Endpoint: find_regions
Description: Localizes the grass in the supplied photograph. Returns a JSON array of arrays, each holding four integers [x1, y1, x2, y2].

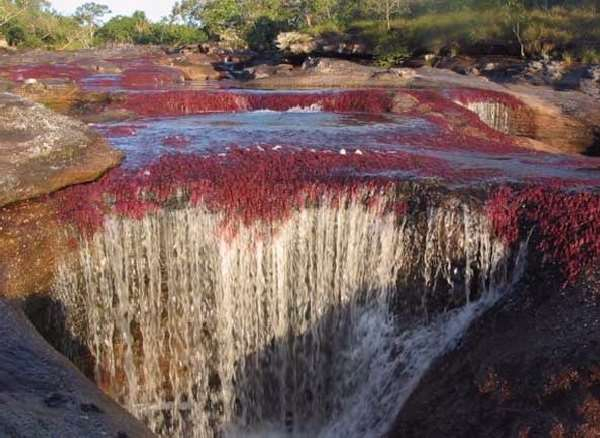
[[317, 7, 600, 64]]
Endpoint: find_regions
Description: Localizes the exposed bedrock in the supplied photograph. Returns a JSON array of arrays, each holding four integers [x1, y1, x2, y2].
[[245, 59, 600, 155], [0, 298, 153, 437], [388, 269, 600, 438], [0, 92, 122, 207]]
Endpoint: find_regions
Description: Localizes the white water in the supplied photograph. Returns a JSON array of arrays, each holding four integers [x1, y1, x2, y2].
[[458, 101, 513, 134], [53, 191, 525, 437]]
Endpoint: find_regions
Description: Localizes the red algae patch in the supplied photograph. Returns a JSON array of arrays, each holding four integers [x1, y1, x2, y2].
[[121, 66, 185, 89], [116, 89, 395, 117], [487, 186, 600, 283], [0, 63, 91, 82], [51, 148, 456, 236]]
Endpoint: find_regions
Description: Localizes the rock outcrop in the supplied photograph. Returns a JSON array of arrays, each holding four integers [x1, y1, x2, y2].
[[389, 269, 600, 438], [0, 298, 152, 437], [245, 58, 600, 155], [0, 93, 122, 208]]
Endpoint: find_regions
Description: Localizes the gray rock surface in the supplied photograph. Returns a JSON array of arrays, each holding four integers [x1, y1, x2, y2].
[[0, 299, 153, 437], [0, 93, 122, 207]]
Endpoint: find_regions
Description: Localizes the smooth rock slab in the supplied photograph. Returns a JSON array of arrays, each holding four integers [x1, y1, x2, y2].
[[0, 93, 122, 207], [0, 298, 152, 437]]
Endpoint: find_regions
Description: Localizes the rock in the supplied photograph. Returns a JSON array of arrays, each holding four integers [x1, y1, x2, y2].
[[276, 32, 371, 57], [164, 53, 225, 80], [246, 60, 600, 154], [0, 299, 152, 436], [0, 93, 122, 207], [246, 63, 294, 79], [389, 270, 600, 438], [13, 79, 84, 113], [176, 63, 223, 81]]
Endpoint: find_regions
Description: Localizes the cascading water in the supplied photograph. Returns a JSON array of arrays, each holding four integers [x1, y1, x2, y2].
[[49, 189, 527, 438], [460, 101, 513, 134]]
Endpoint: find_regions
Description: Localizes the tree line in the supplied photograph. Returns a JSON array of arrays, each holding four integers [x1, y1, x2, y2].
[[1, 0, 599, 53]]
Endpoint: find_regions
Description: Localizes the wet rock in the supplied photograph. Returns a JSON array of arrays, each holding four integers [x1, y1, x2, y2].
[[246, 63, 294, 79], [80, 402, 104, 414], [44, 392, 71, 408], [0, 93, 122, 207], [160, 52, 224, 81], [0, 299, 152, 437], [246, 59, 600, 154], [389, 270, 600, 438]]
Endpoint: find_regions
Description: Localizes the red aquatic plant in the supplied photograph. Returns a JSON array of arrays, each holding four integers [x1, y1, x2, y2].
[[487, 185, 600, 283], [121, 66, 185, 89], [117, 90, 395, 117], [53, 147, 474, 237], [1, 63, 91, 82], [445, 88, 525, 110]]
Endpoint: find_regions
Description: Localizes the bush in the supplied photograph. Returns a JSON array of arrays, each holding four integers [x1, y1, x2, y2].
[[276, 31, 317, 54], [97, 14, 207, 46], [373, 31, 411, 67], [245, 16, 287, 51]]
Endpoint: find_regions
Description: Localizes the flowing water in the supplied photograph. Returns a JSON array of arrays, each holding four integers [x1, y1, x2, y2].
[[97, 110, 600, 183], [51, 191, 527, 437]]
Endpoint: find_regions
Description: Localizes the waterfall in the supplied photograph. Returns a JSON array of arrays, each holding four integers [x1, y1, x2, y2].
[[51, 191, 526, 437], [459, 101, 513, 134]]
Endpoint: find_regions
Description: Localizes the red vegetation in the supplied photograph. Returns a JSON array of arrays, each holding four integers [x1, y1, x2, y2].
[[487, 186, 600, 283], [52, 147, 478, 236], [117, 90, 395, 116], [404, 89, 527, 150], [121, 66, 185, 89], [0, 63, 90, 82]]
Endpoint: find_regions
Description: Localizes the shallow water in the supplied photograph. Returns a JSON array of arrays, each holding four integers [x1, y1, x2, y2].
[[96, 110, 600, 186]]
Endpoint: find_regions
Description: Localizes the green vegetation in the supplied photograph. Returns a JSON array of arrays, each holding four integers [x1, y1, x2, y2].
[[1, 0, 600, 64], [0, 0, 207, 49]]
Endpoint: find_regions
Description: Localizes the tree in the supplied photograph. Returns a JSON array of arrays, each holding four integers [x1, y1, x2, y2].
[[366, 0, 410, 31], [506, 0, 527, 58], [0, 0, 31, 27], [171, 0, 207, 26], [74, 2, 110, 46]]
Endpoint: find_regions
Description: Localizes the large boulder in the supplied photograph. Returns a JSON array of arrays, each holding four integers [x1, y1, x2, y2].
[[0, 298, 152, 437], [0, 93, 122, 207]]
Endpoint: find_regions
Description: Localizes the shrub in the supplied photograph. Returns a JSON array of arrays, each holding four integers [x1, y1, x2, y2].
[[276, 32, 317, 54], [374, 33, 411, 67], [245, 16, 287, 51]]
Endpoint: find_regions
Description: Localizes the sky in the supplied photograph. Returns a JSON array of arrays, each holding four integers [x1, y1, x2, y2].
[[50, 0, 176, 22]]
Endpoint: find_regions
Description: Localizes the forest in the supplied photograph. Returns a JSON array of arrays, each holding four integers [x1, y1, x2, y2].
[[1, 0, 600, 62]]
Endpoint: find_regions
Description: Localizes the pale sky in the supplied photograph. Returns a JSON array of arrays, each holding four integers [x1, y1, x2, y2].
[[50, 0, 176, 22]]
